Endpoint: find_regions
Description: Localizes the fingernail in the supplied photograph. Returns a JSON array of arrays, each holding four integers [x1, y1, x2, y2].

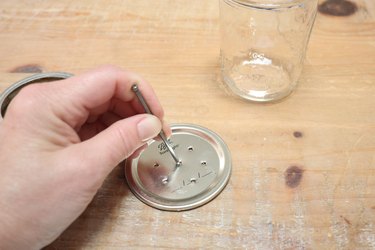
[[137, 115, 162, 142]]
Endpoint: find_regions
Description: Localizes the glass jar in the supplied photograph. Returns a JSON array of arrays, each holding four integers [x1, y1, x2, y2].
[[220, 0, 318, 102]]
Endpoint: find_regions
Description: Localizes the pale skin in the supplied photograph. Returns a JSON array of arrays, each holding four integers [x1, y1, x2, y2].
[[0, 66, 168, 249]]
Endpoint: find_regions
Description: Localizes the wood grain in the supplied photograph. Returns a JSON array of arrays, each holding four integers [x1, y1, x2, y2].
[[0, 0, 374, 249]]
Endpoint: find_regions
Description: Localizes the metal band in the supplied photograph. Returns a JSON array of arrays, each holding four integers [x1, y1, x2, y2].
[[0, 72, 73, 119]]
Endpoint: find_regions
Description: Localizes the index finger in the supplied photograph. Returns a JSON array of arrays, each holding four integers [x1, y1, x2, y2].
[[50, 65, 165, 127]]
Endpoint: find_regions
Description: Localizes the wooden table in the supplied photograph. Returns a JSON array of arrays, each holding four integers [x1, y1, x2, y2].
[[1, 0, 374, 248]]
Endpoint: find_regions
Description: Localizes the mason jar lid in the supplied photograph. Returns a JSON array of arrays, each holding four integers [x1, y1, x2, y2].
[[125, 123, 232, 211], [0, 72, 73, 119]]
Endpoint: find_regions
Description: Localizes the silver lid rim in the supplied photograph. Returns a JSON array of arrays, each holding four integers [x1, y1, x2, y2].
[[0, 72, 73, 120]]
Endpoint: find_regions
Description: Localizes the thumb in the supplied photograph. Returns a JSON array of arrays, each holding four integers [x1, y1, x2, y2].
[[69, 114, 161, 176]]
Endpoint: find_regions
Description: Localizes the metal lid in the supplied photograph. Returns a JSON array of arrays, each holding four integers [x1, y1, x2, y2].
[[125, 123, 232, 211], [0, 72, 73, 119]]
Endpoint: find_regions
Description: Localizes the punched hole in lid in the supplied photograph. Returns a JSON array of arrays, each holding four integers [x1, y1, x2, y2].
[[161, 176, 169, 184], [190, 178, 197, 184]]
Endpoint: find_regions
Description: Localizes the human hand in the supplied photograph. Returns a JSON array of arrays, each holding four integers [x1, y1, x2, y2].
[[0, 66, 166, 249]]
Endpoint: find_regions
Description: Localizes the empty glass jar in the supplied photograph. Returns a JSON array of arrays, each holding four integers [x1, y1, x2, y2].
[[220, 0, 318, 102]]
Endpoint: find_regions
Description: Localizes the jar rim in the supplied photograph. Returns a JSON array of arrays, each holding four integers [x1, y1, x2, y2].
[[224, 0, 310, 8]]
